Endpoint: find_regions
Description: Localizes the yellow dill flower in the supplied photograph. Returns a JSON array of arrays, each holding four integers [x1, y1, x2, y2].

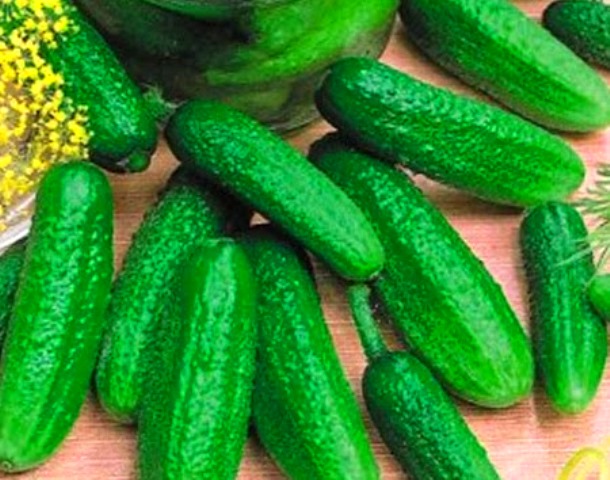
[[0, 0, 90, 232]]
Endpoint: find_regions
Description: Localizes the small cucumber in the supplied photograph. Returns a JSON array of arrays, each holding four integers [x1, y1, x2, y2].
[[399, 0, 610, 132], [521, 202, 608, 414], [316, 58, 585, 207], [0, 242, 25, 349], [311, 136, 533, 408], [166, 100, 384, 281], [348, 285, 501, 480], [242, 226, 379, 480], [544, 1, 610, 70], [138, 239, 256, 479], [0, 162, 113, 471], [95, 168, 247, 423], [588, 273, 610, 322]]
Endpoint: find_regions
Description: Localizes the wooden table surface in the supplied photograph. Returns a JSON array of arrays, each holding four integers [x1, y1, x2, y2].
[[7, 2, 610, 479]]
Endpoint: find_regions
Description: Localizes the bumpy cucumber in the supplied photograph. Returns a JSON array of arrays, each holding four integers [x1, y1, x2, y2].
[[521, 203, 608, 414], [0, 162, 113, 471], [33, 6, 158, 173], [166, 100, 384, 281], [589, 273, 610, 322], [95, 168, 246, 423], [399, 0, 610, 131], [0, 242, 25, 349], [311, 136, 533, 408], [139, 239, 256, 479], [544, 0, 610, 70], [316, 58, 585, 207], [349, 285, 501, 480], [243, 226, 379, 480]]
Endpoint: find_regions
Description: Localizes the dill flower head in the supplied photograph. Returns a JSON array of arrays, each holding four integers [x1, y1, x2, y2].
[[0, 0, 90, 232]]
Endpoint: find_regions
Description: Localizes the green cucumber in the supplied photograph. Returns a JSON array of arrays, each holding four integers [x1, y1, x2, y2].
[[399, 0, 610, 132], [138, 239, 256, 479], [74, 0, 221, 59], [243, 226, 379, 480], [166, 100, 384, 281], [311, 136, 533, 408], [544, 0, 610, 70], [588, 273, 610, 322], [348, 285, 501, 480], [316, 58, 585, 207], [521, 202, 608, 414], [95, 168, 247, 423], [0, 242, 25, 349], [0, 162, 113, 471]]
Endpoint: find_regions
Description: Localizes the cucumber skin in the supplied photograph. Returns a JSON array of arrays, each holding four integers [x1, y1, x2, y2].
[[588, 274, 610, 322], [138, 240, 256, 480], [243, 226, 379, 480], [95, 170, 245, 423], [316, 58, 585, 207], [364, 352, 500, 480], [521, 203, 608, 414], [544, 0, 610, 70], [166, 100, 385, 282], [311, 137, 533, 408], [0, 162, 113, 472], [43, 8, 158, 173], [0, 242, 25, 349], [399, 0, 610, 132]]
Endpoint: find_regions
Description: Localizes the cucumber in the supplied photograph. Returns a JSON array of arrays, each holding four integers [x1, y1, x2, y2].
[[0, 242, 25, 350], [544, 0, 610, 70], [316, 58, 585, 207], [348, 285, 501, 480], [520, 202, 608, 414], [242, 225, 379, 480], [0, 162, 113, 471], [74, 0, 220, 59], [311, 136, 533, 408], [166, 100, 384, 281], [588, 273, 610, 322], [399, 0, 610, 132], [95, 168, 247, 423], [138, 239, 256, 479]]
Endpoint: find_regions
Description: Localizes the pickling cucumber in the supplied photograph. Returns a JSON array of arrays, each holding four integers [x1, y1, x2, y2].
[[311, 136, 533, 408], [0, 162, 113, 471], [316, 58, 585, 207], [243, 226, 379, 480], [0, 242, 25, 350], [166, 100, 384, 281], [521, 202, 608, 414], [138, 239, 256, 479]]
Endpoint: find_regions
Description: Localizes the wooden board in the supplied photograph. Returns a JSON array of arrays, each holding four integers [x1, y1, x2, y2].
[[6, 2, 610, 478]]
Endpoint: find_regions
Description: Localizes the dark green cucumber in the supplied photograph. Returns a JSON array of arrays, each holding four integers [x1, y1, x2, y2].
[[166, 100, 384, 281], [316, 58, 585, 207], [348, 285, 501, 480], [311, 136, 533, 408], [521, 202, 608, 414], [95, 168, 247, 423], [0, 242, 25, 349], [399, 0, 610, 132], [243, 226, 379, 480], [0, 162, 113, 471], [588, 273, 610, 322], [138, 239, 256, 479], [40, 7, 158, 173], [544, 0, 610, 70]]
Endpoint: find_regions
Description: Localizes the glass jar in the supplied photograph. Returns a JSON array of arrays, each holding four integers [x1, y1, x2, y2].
[[75, 0, 398, 130]]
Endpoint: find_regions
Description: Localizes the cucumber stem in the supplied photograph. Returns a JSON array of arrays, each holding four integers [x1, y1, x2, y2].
[[347, 284, 388, 361]]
